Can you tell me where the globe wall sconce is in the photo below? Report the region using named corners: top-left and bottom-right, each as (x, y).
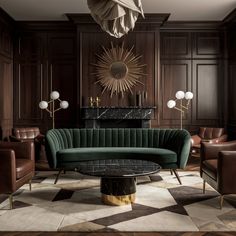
top-left (39, 91), bottom-right (69, 129)
top-left (167, 91), bottom-right (193, 130)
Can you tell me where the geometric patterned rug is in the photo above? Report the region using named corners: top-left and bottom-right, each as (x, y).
top-left (0, 171), bottom-right (235, 232)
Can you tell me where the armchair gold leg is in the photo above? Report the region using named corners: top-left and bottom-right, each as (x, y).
top-left (220, 195), bottom-right (224, 209)
top-left (203, 180), bottom-right (206, 194)
top-left (172, 169), bottom-right (182, 185)
top-left (29, 179), bottom-right (32, 191)
top-left (170, 169), bottom-right (173, 175)
top-left (9, 194), bottom-right (13, 210)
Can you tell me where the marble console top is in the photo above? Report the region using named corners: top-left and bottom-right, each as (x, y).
top-left (81, 107), bottom-right (156, 120)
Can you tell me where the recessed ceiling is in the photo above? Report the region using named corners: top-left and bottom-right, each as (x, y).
top-left (0, 0), bottom-right (235, 21)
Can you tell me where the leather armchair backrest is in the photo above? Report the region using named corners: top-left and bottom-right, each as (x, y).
top-left (46, 128), bottom-right (191, 169)
top-left (199, 127), bottom-right (225, 139)
top-left (13, 127), bottom-right (40, 140)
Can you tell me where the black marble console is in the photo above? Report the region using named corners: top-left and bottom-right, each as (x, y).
top-left (81, 107), bottom-right (155, 128)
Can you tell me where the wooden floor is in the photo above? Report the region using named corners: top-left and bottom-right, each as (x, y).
top-left (0, 232), bottom-right (235, 236)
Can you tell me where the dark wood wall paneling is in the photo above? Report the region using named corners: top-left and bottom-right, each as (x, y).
top-left (160, 26), bottom-right (225, 133)
top-left (0, 8), bottom-right (235, 134)
top-left (226, 16), bottom-right (236, 139)
top-left (13, 23), bottom-right (77, 132)
top-left (68, 14), bottom-right (169, 128)
top-left (0, 8), bottom-right (14, 140)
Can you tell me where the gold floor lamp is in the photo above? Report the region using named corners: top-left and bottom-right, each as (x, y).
top-left (39, 91), bottom-right (69, 129)
top-left (167, 91), bottom-right (193, 130)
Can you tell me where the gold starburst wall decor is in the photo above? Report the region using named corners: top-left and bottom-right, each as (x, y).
top-left (93, 42), bottom-right (146, 97)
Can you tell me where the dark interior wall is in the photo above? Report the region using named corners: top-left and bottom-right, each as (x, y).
top-left (13, 22), bottom-right (77, 132)
top-left (227, 20), bottom-right (236, 139)
top-left (75, 16), bottom-right (226, 132)
top-left (72, 14), bottom-right (166, 128)
top-left (0, 9), bottom-right (14, 140)
top-left (160, 25), bottom-right (226, 132)
top-left (0, 9), bottom-right (235, 135)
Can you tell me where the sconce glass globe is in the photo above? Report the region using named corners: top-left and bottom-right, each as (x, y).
top-left (167, 100), bottom-right (176, 108)
top-left (175, 91), bottom-right (185, 99)
top-left (185, 91), bottom-right (193, 100)
top-left (50, 91), bottom-right (60, 100)
top-left (60, 101), bottom-right (69, 109)
top-left (39, 101), bottom-right (48, 109)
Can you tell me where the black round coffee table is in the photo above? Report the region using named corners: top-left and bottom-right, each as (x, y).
top-left (77, 159), bottom-right (161, 205)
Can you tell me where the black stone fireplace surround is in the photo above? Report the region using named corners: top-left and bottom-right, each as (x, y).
top-left (81, 107), bottom-right (156, 128)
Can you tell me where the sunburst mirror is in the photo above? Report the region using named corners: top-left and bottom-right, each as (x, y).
top-left (93, 42), bottom-right (145, 97)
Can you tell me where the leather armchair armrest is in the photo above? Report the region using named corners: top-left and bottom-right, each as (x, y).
top-left (201, 141), bottom-right (236, 161)
top-left (0, 142), bottom-right (34, 161)
top-left (191, 135), bottom-right (201, 146)
top-left (0, 149), bottom-right (16, 192)
top-left (217, 151), bottom-right (236, 194)
top-left (9, 135), bottom-right (23, 142)
top-left (209, 134), bottom-right (228, 144)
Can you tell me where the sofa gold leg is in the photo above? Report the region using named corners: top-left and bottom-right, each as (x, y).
top-left (220, 195), bottom-right (224, 209)
top-left (172, 169), bottom-right (182, 185)
top-left (170, 169), bottom-right (173, 175)
top-left (29, 179), bottom-right (32, 191)
top-left (203, 180), bottom-right (206, 194)
top-left (9, 194), bottom-right (13, 210)
top-left (54, 169), bottom-right (63, 184)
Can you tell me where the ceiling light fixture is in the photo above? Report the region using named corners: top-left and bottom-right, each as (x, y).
top-left (87, 0), bottom-right (144, 38)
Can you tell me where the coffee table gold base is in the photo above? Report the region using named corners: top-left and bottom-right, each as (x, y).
top-left (102, 193), bottom-right (135, 206)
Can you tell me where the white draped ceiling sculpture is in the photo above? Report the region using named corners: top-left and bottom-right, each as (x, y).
top-left (87, 0), bottom-right (144, 38)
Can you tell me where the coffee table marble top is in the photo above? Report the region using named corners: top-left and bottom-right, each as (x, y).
top-left (76, 159), bottom-right (161, 178)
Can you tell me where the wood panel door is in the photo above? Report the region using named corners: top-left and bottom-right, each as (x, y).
top-left (47, 32), bottom-right (77, 128)
top-left (192, 60), bottom-right (223, 126)
top-left (159, 60), bottom-right (192, 128)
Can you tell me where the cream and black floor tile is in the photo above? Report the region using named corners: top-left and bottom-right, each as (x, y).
top-left (0, 171), bottom-right (235, 232)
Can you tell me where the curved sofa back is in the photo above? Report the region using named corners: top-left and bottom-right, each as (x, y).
top-left (46, 128), bottom-right (191, 169)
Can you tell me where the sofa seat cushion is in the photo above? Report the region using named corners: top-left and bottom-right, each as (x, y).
top-left (16, 159), bottom-right (34, 179)
top-left (57, 147), bottom-right (177, 165)
top-left (202, 159), bottom-right (217, 180)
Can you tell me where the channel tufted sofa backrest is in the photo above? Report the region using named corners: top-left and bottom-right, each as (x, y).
top-left (46, 128), bottom-right (191, 169)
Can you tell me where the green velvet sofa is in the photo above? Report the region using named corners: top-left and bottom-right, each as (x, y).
top-left (46, 128), bottom-right (191, 184)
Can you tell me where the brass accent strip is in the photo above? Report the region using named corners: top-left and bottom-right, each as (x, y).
top-left (102, 193), bottom-right (135, 206)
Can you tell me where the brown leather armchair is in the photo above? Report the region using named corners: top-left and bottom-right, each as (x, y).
top-left (191, 127), bottom-right (227, 156)
top-left (9, 127), bottom-right (46, 162)
top-left (0, 142), bottom-right (35, 209)
top-left (200, 141), bottom-right (236, 208)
